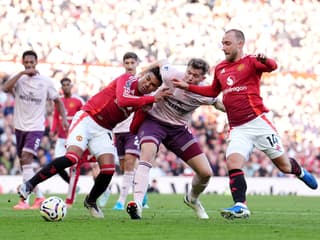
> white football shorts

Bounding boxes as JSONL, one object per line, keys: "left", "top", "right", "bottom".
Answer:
{"left": 66, "top": 110, "right": 117, "bottom": 159}
{"left": 226, "top": 112, "right": 284, "bottom": 160}
{"left": 54, "top": 138, "right": 67, "bottom": 158}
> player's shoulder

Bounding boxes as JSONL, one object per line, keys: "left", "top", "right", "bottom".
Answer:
{"left": 160, "top": 63, "right": 184, "bottom": 80}
{"left": 215, "top": 60, "right": 228, "bottom": 70}
{"left": 36, "top": 74, "right": 53, "bottom": 81}
{"left": 160, "top": 62, "right": 172, "bottom": 72}
{"left": 71, "top": 94, "right": 86, "bottom": 104}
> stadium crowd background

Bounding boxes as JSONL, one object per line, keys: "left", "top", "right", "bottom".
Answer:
{"left": 0, "top": 0, "right": 319, "bottom": 179}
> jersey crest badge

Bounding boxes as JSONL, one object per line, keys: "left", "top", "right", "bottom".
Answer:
{"left": 237, "top": 64, "right": 245, "bottom": 71}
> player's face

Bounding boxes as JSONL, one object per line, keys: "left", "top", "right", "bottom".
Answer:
{"left": 221, "top": 32, "right": 242, "bottom": 62}
{"left": 138, "top": 72, "right": 161, "bottom": 94}
{"left": 184, "top": 67, "right": 205, "bottom": 85}
{"left": 61, "top": 81, "right": 72, "bottom": 95}
{"left": 123, "top": 58, "right": 138, "bottom": 75}
{"left": 22, "top": 55, "right": 37, "bottom": 70}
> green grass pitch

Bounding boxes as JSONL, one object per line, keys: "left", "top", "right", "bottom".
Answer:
{"left": 1, "top": 194, "right": 319, "bottom": 240}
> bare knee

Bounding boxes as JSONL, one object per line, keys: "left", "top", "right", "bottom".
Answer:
{"left": 20, "top": 151, "right": 34, "bottom": 165}
{"left": 226, "top": 153, "right": 246, "bottom": 170}
{"left": 140, "top": 142, "right": 157, "bottom": 162}
{"left": 123, "top": 154, "right": 137, "bottom": 171}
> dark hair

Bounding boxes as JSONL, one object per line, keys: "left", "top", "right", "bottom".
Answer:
{"left": 149, "top": 66, "right": 163, "bottom": 85}
{"left": 22, "top": 50, "right": 38, "bottom": 61}
{"left": 60, "top": 77, "right": 71, "bottom": 85}
{"left": 226, "top": 29, "right": 245, "bottom": 42}
{"left": 187, "top": 58, "right": 210, "bottom": 75}
{"left": 123, "top": 52, "right": 138, "bottom": 62}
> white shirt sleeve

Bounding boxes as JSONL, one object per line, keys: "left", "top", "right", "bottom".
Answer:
{"left": 160, "top": 64, "right": 184, "bottom": 89}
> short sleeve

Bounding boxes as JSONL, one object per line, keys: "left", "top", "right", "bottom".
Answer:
{"left": 160, "top": 64, "right": 184, "bottom": 89}
{"left": 46, "top": 77, "right": 59, "bottom": 100}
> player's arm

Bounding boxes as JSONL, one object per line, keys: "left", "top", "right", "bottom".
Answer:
{"left": 3, "top": 69, "right": 39, "bottom": 94}
{"left": 51, "top": 105, "right": 60, "bottom": 135}
{"left": 53, "top": 98, "right": 69, "bottom": 131}
{"left": 172, "top": 78, "right": 221, "bottom": 98}
{"left": 254, "top": 53, "right": 277, "bottom": 72}
{"left": 139, "top": 59, "right": 168, "bottom": 76}
{"left": 212, "top": 98, "right": 225, "bottom": 112}
{"left": 116, "top": 75, "right": 170, "bottom": 108}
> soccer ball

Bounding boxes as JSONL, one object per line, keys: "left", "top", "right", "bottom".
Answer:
{"left": 39, "top": 196, "right": 67, "bottom": 221}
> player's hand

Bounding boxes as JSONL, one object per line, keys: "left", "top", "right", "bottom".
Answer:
{"left": 154, "top": 87, "right": 172, "bottom": 102}
{"left": 256, "top": 53, "right": 267, "bottom": 64}
{"left": 172, "top": 78, "right": 189, "bottom": 90}
{"left": 62, "top": 119, "right": 70, "bottom": 132}
{"left": 22, "top": 68, "right": 39, "bottom": 77}
{"left": 141, "top": 104, "right": 153, "bottom": 112}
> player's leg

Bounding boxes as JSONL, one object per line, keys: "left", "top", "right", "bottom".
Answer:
{"left": 220, "top": 152, "right": 251, "bottom": 219}
{"left": 66, "top": 149, "right": 94, "bottom": 207}
{"left": 84, "top": 153, "right": 115, "bottom": 218}
{"left": 14, "top": 130, "right": 44, "bottom": 210}
{"left": 18, "top": 111, "right": 89, "bottom": 201}
{"left": 220, "top": 126, "right": 253, "bottom": 220}
{"left": 58, "top": 170, "right": 70, "bottom": 184}
{"left": 84, "top": 125, "right": 117, "bottom": 218}
{"left": 167, "top": 127, "right": 211, "bottom": 219}
{"left": 128, "top": 142, "right": 156, "bottom": 219}
{"left": 114, "top": 154, "right": 135, "bottom": 210}
{"left": 184, "top": 153, "right": 212, "bottom": 219}
{"left": 113, "top": 133, "right": 141, "bottom": 210}
{"left": 127, "top": 118, "right": 164, "bottom": 219}
{"left": 30, "top": 164, "right": 46, "bottom": 209}
{"left": 272, "top": 155, "right": 317, "bottom": 189}
{"left": 18, "top": 147, "right": 82, "bottom": 200}
{"left": 109, "top": 133, "right": 125, "bottom": 209}
{"left": 55, "top": 138, "right": 70, "bottom": 184}
{"left": 65, "top": 164, "right": 81, "bottom": 207}
{"left": 256, "top": 112, "right": 317, "bottom": 189}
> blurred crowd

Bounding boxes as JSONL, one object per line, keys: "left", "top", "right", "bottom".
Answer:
{"left": 0, "top": 0, "right": 319, "bottom": 178}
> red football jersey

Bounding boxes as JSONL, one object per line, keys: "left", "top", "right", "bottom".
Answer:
{"left": 52, "top": 95, "right": 84, "bottom": 138}
{"left": 188, "top": 55, "right": 277, "bottom": 127}
{"left": 82, "top": 73, "right": 155, "bottom": 130}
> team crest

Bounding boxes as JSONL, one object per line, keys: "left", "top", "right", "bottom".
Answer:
{"left": 76, "top": 135, "right": 83, "bottom": 141}
{"left": 237, "top": 64, "right": 245, "bottom": 71}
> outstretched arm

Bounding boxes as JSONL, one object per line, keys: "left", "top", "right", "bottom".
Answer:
{"left": 139, "top": 60, "right": 168, "bottom": 76}
{"left": 172, "top": 78, "right": 220, "bottom": 98}
{"left": 116, "top": 75, "right": 172, "bottom": 108}
{"left": 254, "top": 53, "right": 277, "bottom": 72}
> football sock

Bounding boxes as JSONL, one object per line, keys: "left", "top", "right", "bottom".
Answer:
{"left": 133, "top": 161, "right": 152, "bottom": 205}
{"left": 289, "top": 157, "right": 302, "bottom": 176}
{"left": 189, "top": 174, "right": 209, "bottom": 201}
{"left": 34, "top": 186, "right": 44, "bottom": 198}
{"left": 22, "top": 164, "right": 35, "bottom": 204}
{"left": 228, "top": 169, "right": 247, "bottom": 204}
{"left": 66, "top": 165, "right": 81, "bottom": 204}
{"left": 58, "top": 169, "right": 70, "bottom": 183}
{"left": 118, "top": 171, "right": 134, "bottom": 205}
{"left": 28, "top": 156, "right": 75, "bottom": 190}
{"left": 87, "top": 164, "right": 115, "bottom": 203}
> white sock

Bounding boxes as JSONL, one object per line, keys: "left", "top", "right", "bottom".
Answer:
{"left": 190, "top": 174, "right": 209, "bottom": 202}
{"left": 118, "top": 171, "right": 134, "bottom": 205}
{"left": 22, "top": 164, "right": 35, "bottom": 204}
{"left": 34, "top": 186, "right": 44, "bottom": 198}
{"left": 133, "top": 161, "right": 152, "bottom": 206}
